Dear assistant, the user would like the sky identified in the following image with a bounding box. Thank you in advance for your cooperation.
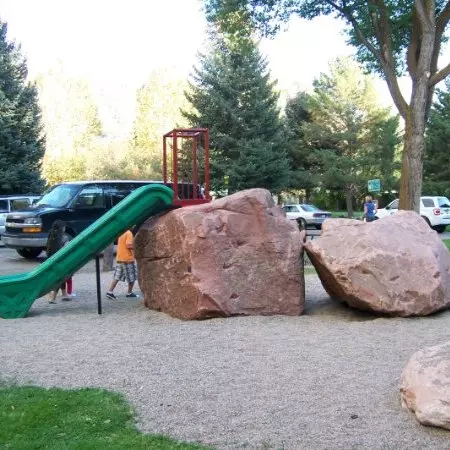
[0,0,418,137]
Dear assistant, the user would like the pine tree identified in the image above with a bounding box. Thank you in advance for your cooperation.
[423,82,450,197]
[284,91,316,200]
[0,20,44,194]
[184,29,290,194]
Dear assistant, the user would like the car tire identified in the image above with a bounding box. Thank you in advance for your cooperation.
[297,218,307,230]
[433,225,446,233]
[16,248,42,259]
[421,216,432,229]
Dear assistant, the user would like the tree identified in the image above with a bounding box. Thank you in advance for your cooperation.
[183,28,290,194]
[423,80,450,196]
[129,69,191,180]
[0,20,45,194]
[37,63,103,184]
[300,57,400,216]
[284,91,317,201]
[205,0,450,212]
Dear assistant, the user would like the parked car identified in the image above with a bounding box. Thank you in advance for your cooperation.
[0,195,40,238]
[2,180,202,259]
[282,204,332,229]
[375,196,450,233]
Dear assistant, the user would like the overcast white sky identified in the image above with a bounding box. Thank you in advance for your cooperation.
[0,0,431,135]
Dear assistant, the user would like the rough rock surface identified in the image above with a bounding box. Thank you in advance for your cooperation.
[401,342,450,429]
[135,189,304,320]
[304,211,450,316]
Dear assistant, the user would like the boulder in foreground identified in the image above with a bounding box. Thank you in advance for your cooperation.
[401,342,450,429]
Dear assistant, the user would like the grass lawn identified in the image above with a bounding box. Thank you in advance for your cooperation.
[0,385,207,449]
[443,239,450,251]
[330,210,363,219]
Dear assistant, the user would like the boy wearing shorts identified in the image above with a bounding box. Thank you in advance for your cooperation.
[106,229,138,299]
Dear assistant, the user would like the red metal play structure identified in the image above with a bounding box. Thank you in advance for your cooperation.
[163,128,211,207]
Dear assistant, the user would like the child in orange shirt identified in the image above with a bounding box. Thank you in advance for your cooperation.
[106,229,138,299]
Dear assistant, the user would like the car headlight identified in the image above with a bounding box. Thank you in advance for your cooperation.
[24,217,42,225]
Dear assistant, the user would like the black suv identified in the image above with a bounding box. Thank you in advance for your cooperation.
[2,180,200,258]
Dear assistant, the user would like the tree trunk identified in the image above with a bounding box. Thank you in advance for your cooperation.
[102,243,115,272]
[277,193,283,205]
[345,188,353,218]
[305,188,311,204]
[399,76,429,212]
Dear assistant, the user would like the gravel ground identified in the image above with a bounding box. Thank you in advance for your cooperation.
[2,271,450,449]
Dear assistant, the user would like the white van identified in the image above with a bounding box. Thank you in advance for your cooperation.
[0,196,40,237]
[376,196,450,233]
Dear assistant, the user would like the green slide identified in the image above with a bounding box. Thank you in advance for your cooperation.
[0,184,173,319]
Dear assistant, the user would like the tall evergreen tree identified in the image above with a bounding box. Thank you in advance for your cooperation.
[284,91,316,201]
[0,20,44,194]
[423,81,450,197]
[183,29,290,194]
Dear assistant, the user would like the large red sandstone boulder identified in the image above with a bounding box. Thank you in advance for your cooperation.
[304,211,450,316]
[134,189,304,320]
[401,342,450,429]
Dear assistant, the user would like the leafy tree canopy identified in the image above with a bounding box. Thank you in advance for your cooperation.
[204,0,450,212]
[423,79,450,196]
[0,20,45,194]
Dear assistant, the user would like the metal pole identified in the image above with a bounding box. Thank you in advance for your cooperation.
[192,136,198,199]
[95,255,102,315]
[204,129,210,201]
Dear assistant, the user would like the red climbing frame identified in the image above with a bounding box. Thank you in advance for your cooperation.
[163,128,211,206]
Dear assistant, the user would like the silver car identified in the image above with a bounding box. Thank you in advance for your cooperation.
[282,204,332,229]
[0,196,40,237]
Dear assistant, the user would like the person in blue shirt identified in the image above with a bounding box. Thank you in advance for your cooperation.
[364,195,377,222]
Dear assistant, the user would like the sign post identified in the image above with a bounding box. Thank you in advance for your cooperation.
[368,179,381,193]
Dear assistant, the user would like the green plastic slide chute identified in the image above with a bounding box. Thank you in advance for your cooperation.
[0,184,173,319]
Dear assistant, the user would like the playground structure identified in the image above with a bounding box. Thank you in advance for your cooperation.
[0,128,211,319]
[163,128,210,206]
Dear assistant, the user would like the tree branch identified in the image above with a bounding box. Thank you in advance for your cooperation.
[429,61,450,86]
[342,0,409,118]
[436,0,450,33]
[414,0,433,30]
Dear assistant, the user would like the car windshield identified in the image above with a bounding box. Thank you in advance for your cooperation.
[0,200,8,213]
[301,204,320,212]
[36,184,80,208]
[438,197,450,208]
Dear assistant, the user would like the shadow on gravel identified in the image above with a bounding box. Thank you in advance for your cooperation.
[304,295,379,322]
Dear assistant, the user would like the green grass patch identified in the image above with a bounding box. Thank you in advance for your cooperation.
[304,267,317,275]
[0,385,207,449]
[443,239,450,251]
[330,211,363,219]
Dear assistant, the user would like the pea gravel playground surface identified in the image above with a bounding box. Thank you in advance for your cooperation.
[1,272,450,449]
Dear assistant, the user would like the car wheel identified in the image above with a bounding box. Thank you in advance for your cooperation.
[16,248,42,259]
[297,218,307,230]
[421,216,432,229]
[433,225,446,233]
